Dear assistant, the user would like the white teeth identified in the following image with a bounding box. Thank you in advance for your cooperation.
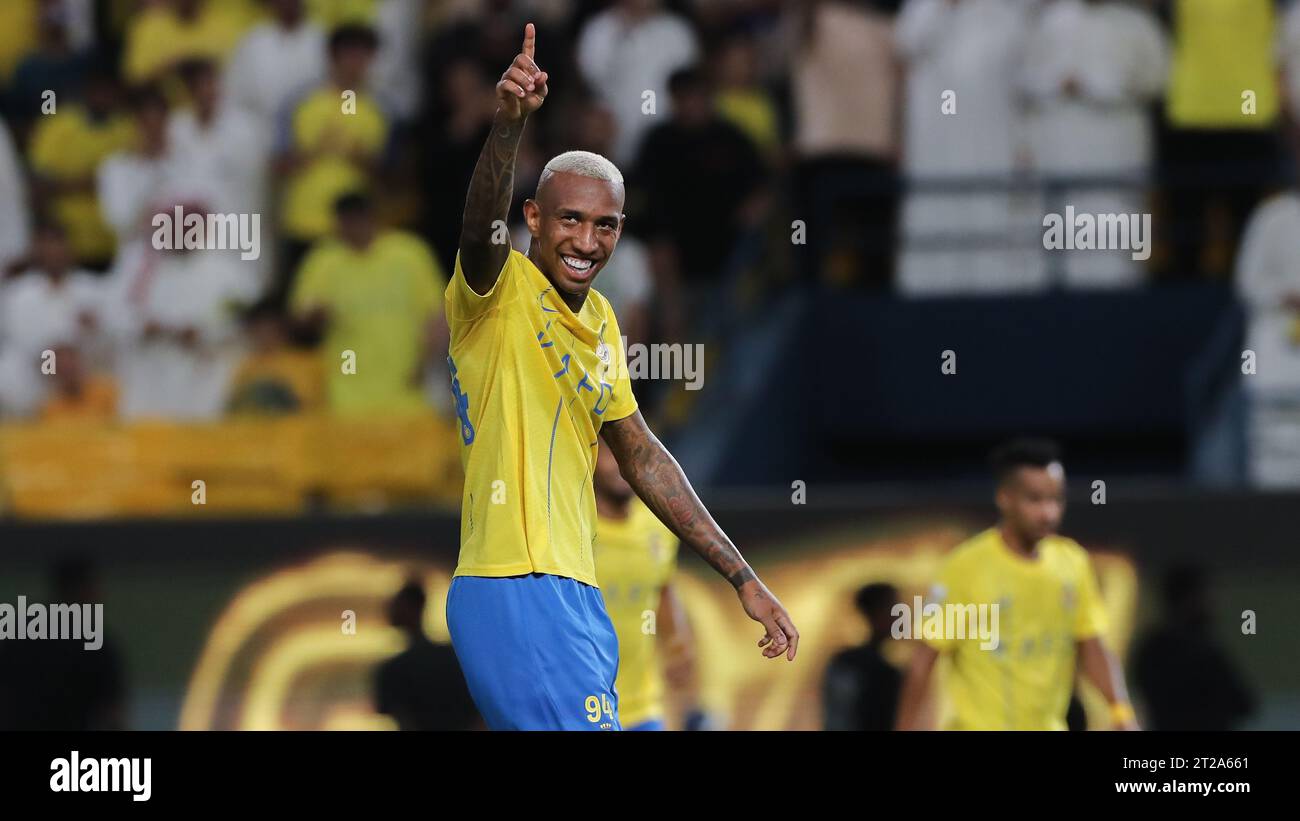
[563,255,593,271]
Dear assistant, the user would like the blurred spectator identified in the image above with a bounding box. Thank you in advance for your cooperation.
[289,191,447,416]
[822,582,903,731]
[5,0,95,130]
[792,0,900,289]
[711,29,781,163]
[307,0,379,28]
[422,55,497,272]
[1022,0,1168,289]
[896,0,1039,295]
[96,85,177,246]
[224,0,326,126]
[1159,0,1280,281]
[27,69,134,270]
[373,579,481,731]
[40,343,117,422]
[0,115,31,273]
[0,0,39,88]
[576,0,701,166]
[1133,565,1256,730]
[0,556,127,731]
[1234,168,1300,488]
[367,0,425,123]
[226,297,322,415]
[632,66,766,335]
[102,209,257,421]
[122,0,256,85]
[276,23,388,275]
[168,58,269,218]
[0,221,105,416]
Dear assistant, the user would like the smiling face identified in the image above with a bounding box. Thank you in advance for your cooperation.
[523,170,625,305]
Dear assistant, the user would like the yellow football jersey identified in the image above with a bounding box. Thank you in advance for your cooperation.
[924,528,1108,730]
[445,249,638,587]
[595,500,679,727]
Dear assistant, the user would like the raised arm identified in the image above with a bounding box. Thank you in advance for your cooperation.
[601,411,799,661]
[458,23,549,294]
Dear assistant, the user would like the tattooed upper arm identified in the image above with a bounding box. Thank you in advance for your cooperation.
[599,410,654,467]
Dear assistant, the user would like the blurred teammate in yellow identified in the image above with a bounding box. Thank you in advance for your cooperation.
[896,438,1137,731]
[593,441,697,731]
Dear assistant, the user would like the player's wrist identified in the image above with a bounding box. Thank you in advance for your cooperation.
[494,106,528,126]
[727,565,757,591]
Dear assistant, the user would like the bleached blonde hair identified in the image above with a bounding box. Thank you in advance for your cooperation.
[540,150,624,185]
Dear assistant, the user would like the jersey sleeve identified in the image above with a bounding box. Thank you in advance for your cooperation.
[446,249,515,323]
[599,298,639,423]
[1072,550,1109,640]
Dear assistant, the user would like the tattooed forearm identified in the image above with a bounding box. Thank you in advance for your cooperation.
[602,412,753,589]
[459,111,525,293]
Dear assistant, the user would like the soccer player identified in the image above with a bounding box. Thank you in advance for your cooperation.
[894,438,1138,731]
[593,441,698,731]
[444,24,798,731]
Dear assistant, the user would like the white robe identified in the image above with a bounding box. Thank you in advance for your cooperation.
[0,271,105,416]
[576,8,700,166]
[1022,0,1168,288]
[1235,192,1300,487]
[224,19,327,123]
[896,0,1043,296]
[102,241,257,421]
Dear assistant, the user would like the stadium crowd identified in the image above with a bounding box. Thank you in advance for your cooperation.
[0,0,1296,486]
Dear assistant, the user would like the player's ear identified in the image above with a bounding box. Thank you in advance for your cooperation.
[993,483,1010,515]
[522,199,540,236]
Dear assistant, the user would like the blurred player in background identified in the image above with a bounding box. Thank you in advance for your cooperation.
[593,441,698,731]
[443,24,798,731]
[895,438,1137,731]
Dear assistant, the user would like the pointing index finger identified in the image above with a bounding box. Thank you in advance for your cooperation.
[522,22,535,60]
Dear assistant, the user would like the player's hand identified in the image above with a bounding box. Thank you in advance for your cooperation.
[496,23,548,122]
[737,578,799,661]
